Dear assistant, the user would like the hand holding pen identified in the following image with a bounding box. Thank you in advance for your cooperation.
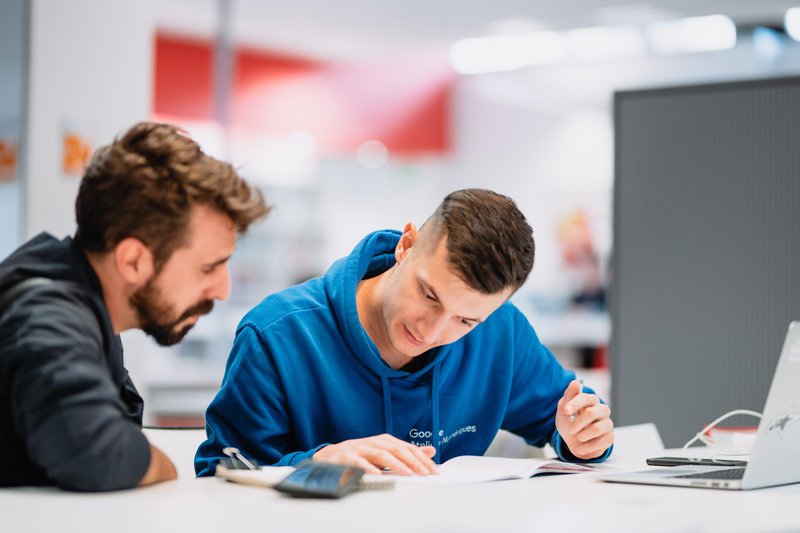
[556,378,615,460]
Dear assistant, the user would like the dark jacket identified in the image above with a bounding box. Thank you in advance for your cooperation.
[0,233,150,491]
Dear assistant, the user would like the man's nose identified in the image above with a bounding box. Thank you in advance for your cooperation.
[206,264,232,301]
[418,311,449,344]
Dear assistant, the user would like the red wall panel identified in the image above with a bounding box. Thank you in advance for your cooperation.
[154,34,452,155]
[154,34,214,121]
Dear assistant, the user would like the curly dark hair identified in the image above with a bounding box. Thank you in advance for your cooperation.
[74,122,270,271]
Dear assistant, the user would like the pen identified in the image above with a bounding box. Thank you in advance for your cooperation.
[569,379,584,423]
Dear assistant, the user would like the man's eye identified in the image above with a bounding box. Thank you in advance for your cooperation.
[425,293,436,301]
[461,319,474,327]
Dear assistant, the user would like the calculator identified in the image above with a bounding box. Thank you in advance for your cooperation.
[274,461,365,498]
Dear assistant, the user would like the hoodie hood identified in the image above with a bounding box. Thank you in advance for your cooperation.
[0,233,102,295]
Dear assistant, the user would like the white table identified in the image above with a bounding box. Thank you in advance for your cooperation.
[1,424,798,533]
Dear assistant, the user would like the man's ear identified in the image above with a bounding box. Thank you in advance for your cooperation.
[113,237,155,286]
[395,222,418,263]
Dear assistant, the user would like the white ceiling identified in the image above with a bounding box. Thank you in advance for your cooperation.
[154,0,800,60]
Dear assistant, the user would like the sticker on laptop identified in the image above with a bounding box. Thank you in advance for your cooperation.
[766,407,800,437]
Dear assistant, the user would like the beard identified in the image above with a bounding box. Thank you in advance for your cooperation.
[130,277,214,346]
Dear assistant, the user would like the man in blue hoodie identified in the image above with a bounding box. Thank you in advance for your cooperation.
[196,189,614,476]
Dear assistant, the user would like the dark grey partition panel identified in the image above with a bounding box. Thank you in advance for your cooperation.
[612,77,800,447]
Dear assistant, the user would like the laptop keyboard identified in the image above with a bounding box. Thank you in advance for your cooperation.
[674,468,746,480]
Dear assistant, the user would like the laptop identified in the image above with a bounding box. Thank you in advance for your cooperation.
[602,321,800,490]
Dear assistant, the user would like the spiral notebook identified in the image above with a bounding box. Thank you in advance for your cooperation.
[215,464,395,491]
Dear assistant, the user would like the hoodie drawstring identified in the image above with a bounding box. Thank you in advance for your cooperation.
[432,362,441,464]
[381,376,393,435]
[381,363,442,463]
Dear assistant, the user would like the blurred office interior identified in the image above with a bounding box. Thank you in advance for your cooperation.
[2,0,800,428]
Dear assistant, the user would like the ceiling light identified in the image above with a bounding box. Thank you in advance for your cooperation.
[450,32,566,75]
[646,15,736,54]
[786,8,800,41]
[566,25,647,62]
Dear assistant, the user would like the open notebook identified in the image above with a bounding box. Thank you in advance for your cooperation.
[386,455,595,486]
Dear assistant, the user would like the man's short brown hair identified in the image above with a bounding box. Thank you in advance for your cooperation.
[422,189,534,294]
[74,122,269,271]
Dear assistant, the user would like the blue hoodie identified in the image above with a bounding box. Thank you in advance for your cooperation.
[195,230,611,476]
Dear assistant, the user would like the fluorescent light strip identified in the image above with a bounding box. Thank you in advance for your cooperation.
[566,25,647,62]
[646,15,736,54]
[450,32,566,75]
[451,14,738,75]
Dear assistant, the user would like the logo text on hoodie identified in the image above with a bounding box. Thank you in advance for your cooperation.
[409,425,477,447]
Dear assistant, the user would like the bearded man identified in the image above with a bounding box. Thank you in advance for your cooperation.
[0,122,269,491]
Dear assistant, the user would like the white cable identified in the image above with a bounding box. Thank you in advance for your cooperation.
[681,409,763,453]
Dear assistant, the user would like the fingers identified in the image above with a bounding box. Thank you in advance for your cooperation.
[569,424,615,460]
[374,435,438,475]
[569,402,609,434]
[352,455,384,475]
[313,434,438,476]
[420,445,436,458]
[563,383,596,419]
[570,406,610,442]
[392,446,436,475]
[366,448,418,475]
[560,379,583,406]
[566,405,615,460]
[556,380,615,460]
